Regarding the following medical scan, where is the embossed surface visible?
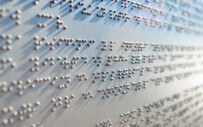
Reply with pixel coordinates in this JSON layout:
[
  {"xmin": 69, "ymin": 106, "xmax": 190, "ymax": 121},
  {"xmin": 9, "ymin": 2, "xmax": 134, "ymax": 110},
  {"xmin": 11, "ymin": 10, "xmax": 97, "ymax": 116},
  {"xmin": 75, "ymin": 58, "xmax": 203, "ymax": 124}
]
[{"xmin": 0, "ymin": 0, "xmax": 203, "ymax": 127}]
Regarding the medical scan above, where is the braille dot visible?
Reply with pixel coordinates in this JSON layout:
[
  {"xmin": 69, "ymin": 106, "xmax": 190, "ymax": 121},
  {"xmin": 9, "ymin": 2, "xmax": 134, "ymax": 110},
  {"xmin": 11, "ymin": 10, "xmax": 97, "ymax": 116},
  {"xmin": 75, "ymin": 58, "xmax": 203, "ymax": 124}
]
[{"xmin": 2, "ymin": 119, "xmax": 8, "ymax": 125}]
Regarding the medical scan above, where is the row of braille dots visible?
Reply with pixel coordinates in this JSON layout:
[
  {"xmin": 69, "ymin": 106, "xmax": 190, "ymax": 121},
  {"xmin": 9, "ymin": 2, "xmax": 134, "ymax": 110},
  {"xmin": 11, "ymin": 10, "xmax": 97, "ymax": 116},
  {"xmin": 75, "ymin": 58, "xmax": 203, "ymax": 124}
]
[
  {"xmin": 76, "ymin": 73, "xmax": 88, "ymax": 82},
  {"xmin": 92, "ymin": 70, "xmax": 115, "ymax": 83},
  {"xmin": 33, "ymin": 36, "xmax": 197, "ymax": 53},
  {"xmin": 136, "ymin": 16, "xmax": 170, "ymax": 28},
  {"xmin": 6, "ymin": 75, "xmax": 72, "ymax": 95},
  {"xmin": 101, "ymin": 41, "xmax": 116, "ymax": 51},
  {"xmin": 98, "ymin": 84, "xmax": 130, "ymax": 99},
  {"xmin": 28, "ymin": 61, "xmax": 189, "ymax": 86},
  {"xmin": 170, "ymin": 54, "xmax": 189, "ymax": 61},
  {"xmin": 168, "ymin": 94, "xmax": 203, "ymax": 123},
  {"xmin": 34, "ymin": 76, "xmax": 55, "ymax": 83},
  {"xmin": 30, "ymin": 54, "xmax": 194, "ymax": 72},
  {"xmin": 36, "ymin": 13, "xmax": 50, "ymax": 28},
  {"xmin": 49, "ymin": 0, "xmax": 80, "ymax": 7},
  {"xmin": 96, "ymin": 6, "xmax": 131, "ymax": 22},
  {"xmin": 106, "ymin": 55, "xmax": 128, "ymax": 66},
  {"xmin": 121, "ymin": 42, "xmax": 148, "ymax": 51},
  {"xmin": 120, "ymin": 109, "xmax": 138, "ymax": 125},
  {"xmin": 33, "ymin": 36, "xmax": 95, "ymax": 51},
  {"xmin": 119, "ymin": 86, "xmax": 203, "ymax": 126},
  {"xmin": 151, "ymin": 44, "xmax": 175, "ymax": 52},
  {"xmin": 96, "ymin": 80, "xmax": 149, "ymax": 99},
  {"xmin": 60, "ymin": 38, "xmax": 95, "ymax": 48},
  {"xmin": 0, "ymin": 57, "xmax": 17, "ymax": 75},
  {"xmin": 10, "ymin": 10, "xmax": 22, "ymax": 26},
  {"xmin": 150, "ymin": 70, "xmax": 197, "ymax": 85},
  {"xmin": 152, "ymin": 63, "xmax": 197, "ymax": 74},
  {"xmin": 132, "ymin": 80, "xmax": 148, "ymax": 90},
  {"xmin": 29, "ymin": 56, "xmax": 55, "ymax": 72},
  {"xmin": 52, "ymin": 0, "xmax": 201, "ymax": 33},
  {"xmin": 29, "ymin": 56, "xmax": 87, "ymax": 72},
  {"xmin": 36, "ymin": 14, "xmax": 68, "ymax": 30},
  {"xmin": 122, "ymin": 0, "xmax": 166, "ymax": 18},
  {"xmin": 49, "ymin": 0, "xmax": 84, "ymax": 12},
  {"xmin": 95, "ymin": 119, "xmax": 112, "ymax": 127},
  {"xmin": 122, "ymin": 1, "xmax": 168, "ymax": 17},
  {"xmin": 6, "ymin": 79, "xmax": 36, "ymax": 96},
  {"xmin": 51, "ymin": 0, "xmax": 126, "ymax": 22},
  {"xmin": 151, "ymin": 19, "xmax": 166, "ymax": 28},
  {"xmin": 136, "ymin": 15, "xmax": 172, "ymax": 29},
  {"xmin": 82, "ymin": 91, "xmax": 94, "ymax": 99},
  {"xmin": 37, "ymin": 13, "xmax": 54, "ymax": 19},
  {"xmin": 92, "ymin": 68, "xmax": 146, "ymax": 82},
  {"xmin": 56, "ymin": 57, "xmax": 76, "ymax": 69},
  {"xmin": 50, "ymin": 75, "xmax": 71, "ymax": 89},
  {"xmin": 145, "ymin": 94, "xmax": 203, "ymax": 126},
  {"xmin": 121, "ymin": 92, "xmax": 182, "ymax": 118},
  {"xmin": 81, "ymin": 1, "xmax": 164, "ymax": 21},
  {"xmin": 57, "ymin": 56, "xmax": 76, "ymax": 69},
  {"xmin": 30, "ymin": 56, "xmax": 75, "ymax": 71},
  {"xmin": 1, "ymin": 101, "xmax": 40, "ymax": 126},
  {"xmin": 111, "ymin": 12, "xmax": 131, "ymax": 22},
  {"xmin": 119, "ymin": 107, "xmax": 145, "ymax": 125},
  {"xmin": 0, "ymin": 34, "xmax": 21, "ymax": 51},
  {"xmin": 117, "ymin": 68, "xmax": 140, "ymax": 79},
  {"xmin": 66, "ymin": 38, "xmax": 95, "ymax": 51},
  {"xmin": 131, "ymin": 55, "xmax": 158, "ymax": 64},
  {"xmin": 27, "ymin": 54, "xmax": 193, "ymax": 73},
  {"xmin": 107, "ymin": 9, "xmax": 131, "ymax": 22},
  {"xmin": 125, "ymin": 2, "xmax": 162, "ymax": 16},
  {"xmin": 121, "ymin": 4, "xmax": 196, "ymax": 32},
  {"xmin": 78, "ymin": 1, "xmax": 152, "ymax": 22},
  {"xmin": 151, "ymin": 44, "xmax": 197, "ymax": 52},
  {"xmin": 26, "ymin": 63, "xmax": 169, "ymax": 89},
  {"xmin": 9, "ymin": 74, "xmax": 72, "ymax": 93},
  {"xmin": 50, "ymin": 95, "xmax": 75, "ymax": 112}
]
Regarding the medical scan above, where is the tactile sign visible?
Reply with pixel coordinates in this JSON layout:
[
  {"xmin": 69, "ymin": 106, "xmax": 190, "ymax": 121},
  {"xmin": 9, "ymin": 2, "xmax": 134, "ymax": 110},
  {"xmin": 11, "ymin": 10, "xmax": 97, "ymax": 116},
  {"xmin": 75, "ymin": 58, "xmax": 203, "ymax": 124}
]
[{"xmin": 0, "ymin": 0, "xmax": 203, "ymax": 127}]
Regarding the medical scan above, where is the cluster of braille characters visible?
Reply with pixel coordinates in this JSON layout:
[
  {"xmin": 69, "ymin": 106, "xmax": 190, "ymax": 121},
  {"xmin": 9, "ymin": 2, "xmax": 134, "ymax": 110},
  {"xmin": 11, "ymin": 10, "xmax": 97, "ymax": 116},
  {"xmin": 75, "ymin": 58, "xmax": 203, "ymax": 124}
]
[
  {"xmin": 12, "ymin": 0, "xmax": 201, "ymax": 35},
  {"xmin": 1, "ymin": 101, "xmax": 41, "ymax": 126},
  {"xmin": 97, "ymin": 80, "xmax": 148, "ymax": 99},
  {"xmin": 0, "ymin": 57, "xmax": 17, "ymax": 75},
  {"xmin": 117, "ymin": 84, "xmax": 203, "ymax": 127},
  {"xmin": 50, "ymin": 95, "xmax": 75, "ymax": 112},
  {"xmin": 1, "ymin": 50, "xmax": 203, "ymax": 96},
  {"xmin": 33, "ymin": 36, "xmax": 95, "ymax": 51},
  {"xmin": 1, "ymin": 60, "xmax": 202, "ymax": 102},
  {"xmin": 0, "ymin": 7, "xmax": 22, "ymax": 26},
  {"xmin": 10, "ymin": 9, "xmax": 22, "ymax": 26},
  {"xmin": 95, "ymin": 119, "xmax": 112, "ymax": 127},
  {"xmin": 26, "ymin": 52, "xmax": 203, "ymax": 72},
  {"xmin": 43, "ymin": 0, "xmax": 203, "ymax": 34},
  {"xmin": 31, "ymin": 35, "xmax": 203, "ymax": 52},
  {"xmin": 151, "ymin": 69, "xmax": 203, "ymax": 85},
  {"xmin": 0, "ymin": 33, "xmax": 21, "ymax": 51}
]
